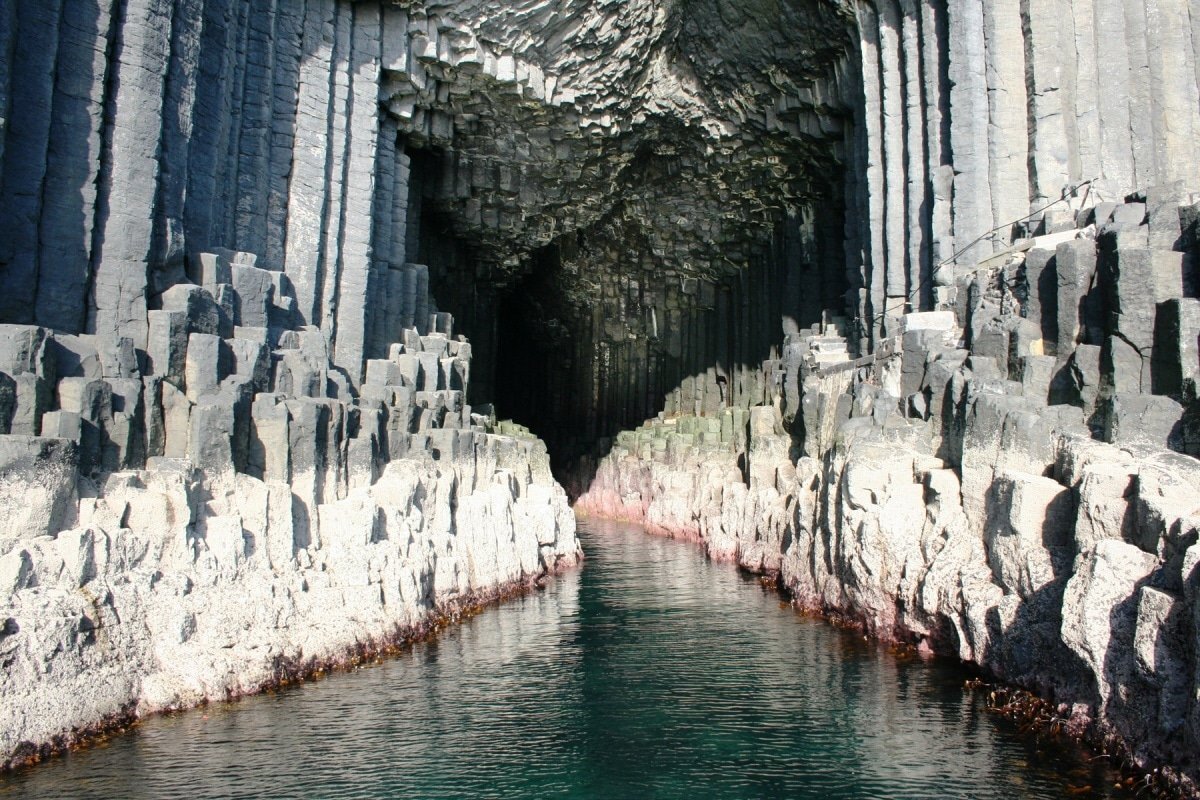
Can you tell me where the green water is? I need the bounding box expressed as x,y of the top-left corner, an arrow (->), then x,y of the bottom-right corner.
1,518 -> 1124,799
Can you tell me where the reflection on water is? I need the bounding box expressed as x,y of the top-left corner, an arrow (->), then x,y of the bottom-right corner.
1,518 -> 1122,799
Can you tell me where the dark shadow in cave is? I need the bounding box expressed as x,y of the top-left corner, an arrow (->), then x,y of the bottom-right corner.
401,144 -> 850,497
492,245 -> 585,477
488,216 -> 848,496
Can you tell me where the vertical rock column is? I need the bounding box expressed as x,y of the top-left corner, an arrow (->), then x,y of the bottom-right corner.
232,0 -> 279,259
919,0 -> 955,285
840,117 -> 867,346
184,0 -> 238,257
365,140 -> 412,357
88,0 -> 175,364
0,0 -> 64,325
1122,0 -> 1154,190
981,0 -> 1028,241
381,1 -> 412,286
1070,0 -> 1103,192
315,2 -> 352,342
1092,0 -> 1135,193
899,0 -> 929,311
283,0 -> 337,327
857,3 -> 887,344
367,115 -> 397,360
36,0 -> 117,332
212,0 -> 252,250
947,0 -> 993,268
842,72 -> 868,349
331,2 -> 383,385
153,0 -> 204,284
878,0 -> 908,324
266,0 -> 304,271
1025,0 -> 1074,208
1143,0 -> 1200,187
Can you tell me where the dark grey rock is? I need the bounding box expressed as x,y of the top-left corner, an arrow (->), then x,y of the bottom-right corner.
1152,298 -> 1200,399
0,372 -> 15,434
231,263 -> 275,327
1055,239 -> 1098,355
160,284 -> 220,337
1104,392 -> 1185,451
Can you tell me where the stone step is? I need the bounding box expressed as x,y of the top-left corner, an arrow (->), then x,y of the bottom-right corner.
809,352 -> 851,365
809,339 -> 848,354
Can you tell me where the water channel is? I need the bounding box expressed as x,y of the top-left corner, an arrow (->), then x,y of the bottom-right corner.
1,517 -> 1124,799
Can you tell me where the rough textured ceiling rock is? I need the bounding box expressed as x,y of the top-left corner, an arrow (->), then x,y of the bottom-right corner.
380,0 -> 854,284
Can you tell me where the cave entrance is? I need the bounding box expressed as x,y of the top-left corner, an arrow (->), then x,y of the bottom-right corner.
486,201 -> 849,493
492,243 -> 602,485
402,146 -> 850,493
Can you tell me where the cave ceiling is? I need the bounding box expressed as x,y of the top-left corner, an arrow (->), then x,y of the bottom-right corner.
380,0 -> 855,296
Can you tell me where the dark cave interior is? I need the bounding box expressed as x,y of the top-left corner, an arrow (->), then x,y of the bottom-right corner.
406,143 -> 850,483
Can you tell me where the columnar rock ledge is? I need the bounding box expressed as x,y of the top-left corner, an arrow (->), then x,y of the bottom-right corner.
577,198 -> 1200,791
0,251 -> 580,769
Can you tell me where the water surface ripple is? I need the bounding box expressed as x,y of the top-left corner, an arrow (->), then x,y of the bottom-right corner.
1,518 -> 1122,799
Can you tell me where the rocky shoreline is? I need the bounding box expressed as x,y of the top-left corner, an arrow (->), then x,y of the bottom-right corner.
0,245 -> 581,769
576,417 -> 1200,797
576,191 -> 1200,795
3,561 -> 576,772
1,441 -> 580,771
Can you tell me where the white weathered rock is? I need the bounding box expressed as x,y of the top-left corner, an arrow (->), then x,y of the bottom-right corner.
580,340 -> 1200,783
1061,540 -> 1159,703
0,437 -> 579,766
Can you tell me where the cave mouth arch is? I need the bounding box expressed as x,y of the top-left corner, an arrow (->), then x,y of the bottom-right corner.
476,201 -> 849,491
387,0 -> 860,489
401,133 -> 852,491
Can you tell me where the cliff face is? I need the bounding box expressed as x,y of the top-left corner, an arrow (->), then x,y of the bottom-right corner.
0,0 -> 1198,784
843,0 -> 1200,347
577,189 -> 1200,787
1,0 -> 1196,451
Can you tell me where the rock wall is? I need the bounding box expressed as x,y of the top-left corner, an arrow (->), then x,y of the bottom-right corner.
577,200 -> 1200,788
4,0 -> 1194,464
0,0 -> 422,381
1,433 -> 578,767
0,242 -> 580,766
844,0 -> 1200,349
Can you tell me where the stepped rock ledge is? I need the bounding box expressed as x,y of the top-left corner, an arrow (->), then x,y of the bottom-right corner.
1,0 -> 1199,791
